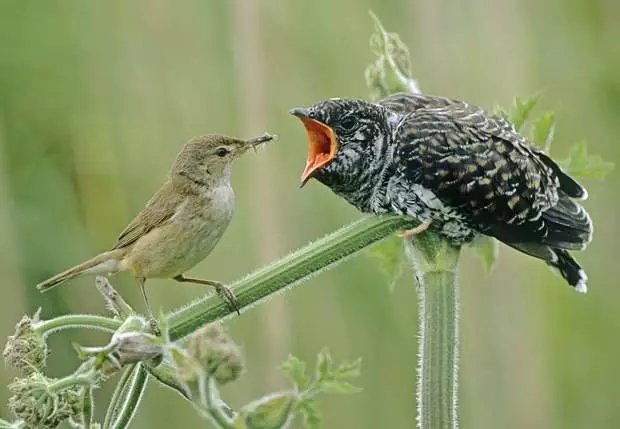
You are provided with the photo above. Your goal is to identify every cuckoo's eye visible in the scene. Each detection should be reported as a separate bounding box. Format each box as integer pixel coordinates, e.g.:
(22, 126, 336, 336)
(338, 116, 358, 133)
(215, 147, 230, 157)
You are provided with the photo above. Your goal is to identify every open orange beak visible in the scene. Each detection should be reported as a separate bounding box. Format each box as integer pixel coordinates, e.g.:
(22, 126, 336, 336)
(290, 108, 338, 187)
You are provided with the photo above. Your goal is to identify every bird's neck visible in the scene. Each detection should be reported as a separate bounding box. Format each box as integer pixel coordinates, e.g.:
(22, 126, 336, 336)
(171, 169, 231, 196)
(316, 136, 395, 213)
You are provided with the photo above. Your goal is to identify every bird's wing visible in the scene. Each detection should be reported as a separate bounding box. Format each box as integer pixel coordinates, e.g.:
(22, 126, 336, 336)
(381, 93, 587, 199)
(379, 92, 462, 113)
(112, 181, 183, 250)
(394, 103, 565, 243)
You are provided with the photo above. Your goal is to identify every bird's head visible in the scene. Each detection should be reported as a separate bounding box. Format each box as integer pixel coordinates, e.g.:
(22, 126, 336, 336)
(290, 98, 392, 191)
(171, 133, 275, 184)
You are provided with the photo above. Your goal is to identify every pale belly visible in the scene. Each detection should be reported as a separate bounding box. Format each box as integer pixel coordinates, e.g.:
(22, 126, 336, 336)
(124, 190, 234, 279)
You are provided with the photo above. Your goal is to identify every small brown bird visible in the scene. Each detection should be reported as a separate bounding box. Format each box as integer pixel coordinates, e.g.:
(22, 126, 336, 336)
(37, 133, 275, 315)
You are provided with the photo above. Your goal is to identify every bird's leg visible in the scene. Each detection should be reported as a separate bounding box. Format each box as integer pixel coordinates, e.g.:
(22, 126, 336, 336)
(173, 274, 240, 315)
(398, 221, 432, 238)
(136, 277, 160, 334)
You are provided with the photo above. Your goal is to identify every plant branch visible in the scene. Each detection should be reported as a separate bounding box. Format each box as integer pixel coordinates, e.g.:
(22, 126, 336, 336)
(166, 215, 413, 340)
(366, 13, 462, 428)
(103, 365, 140, 429)
(405, 238, 460, 429)
(110, 364, 149, 429)
(35, 314, 121, 337)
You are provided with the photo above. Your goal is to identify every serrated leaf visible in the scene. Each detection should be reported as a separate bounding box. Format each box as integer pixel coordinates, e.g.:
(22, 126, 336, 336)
(531, 111, 556, 152)
(368, 235, 405, 291)
(333, 358, 362, 379)
(471, 236, 499, 272)
(509, 95, 541, 131)
(559, 141, 615, 179)
(243, 393, 295, 429)
(282, 355, 309, 390)
(299, 400, 321, 429)
(320, 381, 363, 394)
(315, 348, 332, 381)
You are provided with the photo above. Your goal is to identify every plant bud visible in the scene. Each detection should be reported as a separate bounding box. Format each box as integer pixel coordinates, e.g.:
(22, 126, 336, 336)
(182, 324, 244, 385)
(3, 310, 47, 375)
(8, 373, 81, 428)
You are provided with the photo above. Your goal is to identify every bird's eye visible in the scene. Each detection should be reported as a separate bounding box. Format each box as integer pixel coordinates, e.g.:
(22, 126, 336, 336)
(215, 147, 230, 157)
(338, 116, 358, 132)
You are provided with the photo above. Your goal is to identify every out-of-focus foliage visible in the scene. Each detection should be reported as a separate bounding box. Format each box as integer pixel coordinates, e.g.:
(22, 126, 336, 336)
(0, 1, 619, 428)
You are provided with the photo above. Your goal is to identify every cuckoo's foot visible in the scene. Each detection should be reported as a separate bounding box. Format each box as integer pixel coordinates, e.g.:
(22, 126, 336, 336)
(397, 221, 432, 238)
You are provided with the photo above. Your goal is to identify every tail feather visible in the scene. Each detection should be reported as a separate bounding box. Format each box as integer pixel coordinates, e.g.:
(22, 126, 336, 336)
(541, 194, 592, 250)
(536, 151, 588, 200)
(36, 250, 125, 292)
(507, 242, 587, 292)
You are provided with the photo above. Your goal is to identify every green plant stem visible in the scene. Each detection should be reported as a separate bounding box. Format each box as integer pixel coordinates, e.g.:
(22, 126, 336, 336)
(103, 365, 140, 429)
(167, 215, 413, 340)
(35, 314, 121, 337)
(48, 373, 97, 391)
(200, 376, 235, 429)
(110, 364, 149, 429)
(405, 236, 460, 429)
(366, 12, 463, 428)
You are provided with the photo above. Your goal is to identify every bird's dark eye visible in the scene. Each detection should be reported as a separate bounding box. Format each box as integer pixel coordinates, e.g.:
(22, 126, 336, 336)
(215, 147, 230, 157)
(338, 116, 358, 132)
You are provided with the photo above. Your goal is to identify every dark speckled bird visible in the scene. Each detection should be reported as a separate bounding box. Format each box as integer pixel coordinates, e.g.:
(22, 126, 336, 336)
(290, 93, 592, 292)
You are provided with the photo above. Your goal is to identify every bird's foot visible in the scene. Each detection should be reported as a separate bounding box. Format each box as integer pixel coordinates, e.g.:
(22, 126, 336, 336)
(213, 283, 240, 315)
(397, 221, 431, 238)
(147, 317, 161, 336)
(173, 274, 240, 315)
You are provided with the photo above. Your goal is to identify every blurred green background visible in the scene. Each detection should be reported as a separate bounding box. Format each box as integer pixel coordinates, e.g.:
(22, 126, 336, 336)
(1, 0, 619, 428)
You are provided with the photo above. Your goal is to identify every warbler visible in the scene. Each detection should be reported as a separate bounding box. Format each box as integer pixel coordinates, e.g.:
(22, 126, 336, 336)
(37, 133, 276, 314)
(291, 93, 591, 291)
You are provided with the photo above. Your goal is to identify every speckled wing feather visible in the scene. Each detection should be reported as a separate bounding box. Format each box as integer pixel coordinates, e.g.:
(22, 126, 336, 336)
(391, 97, 589, 248)
(381, 93, 587, 200)
(112, 181, 183, 250)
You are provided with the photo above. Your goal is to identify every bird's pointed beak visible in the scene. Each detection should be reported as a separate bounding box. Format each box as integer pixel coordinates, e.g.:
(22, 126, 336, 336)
(290, 108, 338, 187)
(246, 133, 277, 146)
(245, 133, 277, 153)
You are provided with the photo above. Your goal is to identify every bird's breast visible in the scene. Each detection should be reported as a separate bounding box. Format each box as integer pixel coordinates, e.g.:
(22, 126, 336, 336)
(127, 185, 235, 279)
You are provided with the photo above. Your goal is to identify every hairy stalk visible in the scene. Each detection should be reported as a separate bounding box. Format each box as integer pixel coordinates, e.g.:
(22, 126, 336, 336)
(103, 365, 140, 429)
(167, 215, 413, 340)
(110, 364, 148, 429)
(405, 238, 460, 429)
(35, 314, 121, 337)
(366, 13, 462, 428)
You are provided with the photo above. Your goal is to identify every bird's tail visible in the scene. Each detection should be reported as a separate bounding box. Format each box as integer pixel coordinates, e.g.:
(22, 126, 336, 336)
(506, 242, 588, 293)
(36, 249, 125, 292)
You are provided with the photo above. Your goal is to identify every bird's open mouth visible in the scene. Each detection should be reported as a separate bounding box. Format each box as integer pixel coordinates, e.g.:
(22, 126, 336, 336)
(290, 108, 338, 186)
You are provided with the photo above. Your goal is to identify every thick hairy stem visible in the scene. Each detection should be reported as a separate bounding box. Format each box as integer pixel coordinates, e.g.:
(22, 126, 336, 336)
(167, 215, 413, 340)
(405, 237, 460, 429)
(366, 13, 463, 428)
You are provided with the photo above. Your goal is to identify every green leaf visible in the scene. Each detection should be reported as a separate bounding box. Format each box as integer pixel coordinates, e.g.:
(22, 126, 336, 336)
(470, 236, 499, 272)
(320, 381, 363, 394)
(559, 141, 615, 179)
(368, 235, 405, 291)
(333, 357, 362, 379)
(530, 111, 556, 151)
(242, 393, 295, 429)
(315, 348, 332, 381)
(282, 355, 309, 390)
(299, 400, 321, 429)
(509, 94, 541, 131)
